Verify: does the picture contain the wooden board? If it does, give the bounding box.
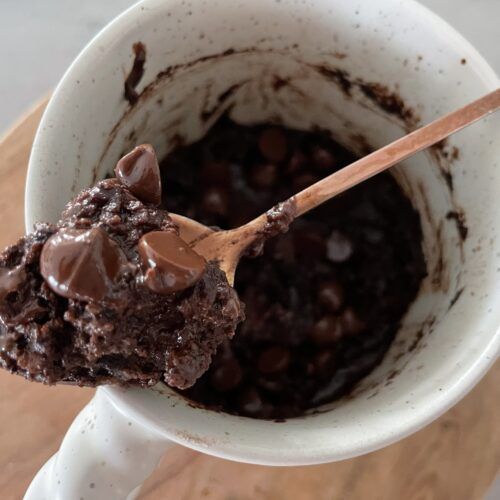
[0,101,498,500]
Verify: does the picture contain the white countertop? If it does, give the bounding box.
[1,0,499,497]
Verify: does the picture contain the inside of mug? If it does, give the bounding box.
[96,52,467,413]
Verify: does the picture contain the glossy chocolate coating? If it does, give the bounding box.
[40,227,127,302]
[115,144,162,205]
[138,231,206,294]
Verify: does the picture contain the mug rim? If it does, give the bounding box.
[25,0,500,465]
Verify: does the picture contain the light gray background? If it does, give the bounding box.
[1,0,499,497]
[1,0,499,134]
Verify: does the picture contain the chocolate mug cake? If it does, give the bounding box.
[0,116,426,420]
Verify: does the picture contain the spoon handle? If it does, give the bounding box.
[292,88,500,217]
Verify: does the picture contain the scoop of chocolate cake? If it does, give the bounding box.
[0,144,243,389]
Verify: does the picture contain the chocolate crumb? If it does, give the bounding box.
[448,287,465,310]
[314,65,352,96]
[446,210,468,241]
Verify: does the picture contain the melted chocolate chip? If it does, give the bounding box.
[138,231,206,294]
[317,281,344,313]
[326,230,353,262]
[293,230,326,260]
[200,160,231,185]
[237,387,265,416]
[249,163,278,189]
[40,227,127,302]
[312,350,335,375]
[258,128,288,162]
[292,172,320,191]
[310,315,344,344]
[257,346,290,374]
[210,358,242,392]
[287,150,307,174]
[311,146,337,172]
[340,308,366,335]
[199,186,230,216]
[115,144,162,205]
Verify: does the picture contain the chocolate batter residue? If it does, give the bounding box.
[312,64,419,128]
[246,199,298,258]
[446,210,468,241]
[264,199,298,238]
[124,42,146,105]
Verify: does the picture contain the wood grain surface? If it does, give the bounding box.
[0,102,498,500]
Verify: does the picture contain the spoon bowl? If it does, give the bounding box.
[171,212,270,285]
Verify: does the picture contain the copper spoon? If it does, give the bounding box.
[171,89,500,285]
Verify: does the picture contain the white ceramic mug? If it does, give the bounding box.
[24,0,500,498]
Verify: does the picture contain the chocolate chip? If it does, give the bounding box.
[200,160,231,185]
[114,144,162,205]
[326,230,353,262]
[313,350,335,375]
[363,227,384,244]
[287,150,307,174]
[268,234,295,262]
[311,146,337,172]
[310,316,344,344]
[317,281,344,313]
[292,172,319,191]
[258,128,288,162]
[138,231,206,294]
[293,231,326,259]
[238,387,265,415]
[200,186,229,216]
[257,346,290,374]
[210,358,242,392]
[340,307,366,335]
[256,377,283,393]
[249,163,278,189]
[40,227,127,302]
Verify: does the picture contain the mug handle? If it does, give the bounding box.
[24,387,174,500]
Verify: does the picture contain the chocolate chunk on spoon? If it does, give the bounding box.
[138,231,206,294]
[115,144,162,205]
[40,227,127,301]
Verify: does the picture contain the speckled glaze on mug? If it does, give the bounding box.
[24,0,499,498]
